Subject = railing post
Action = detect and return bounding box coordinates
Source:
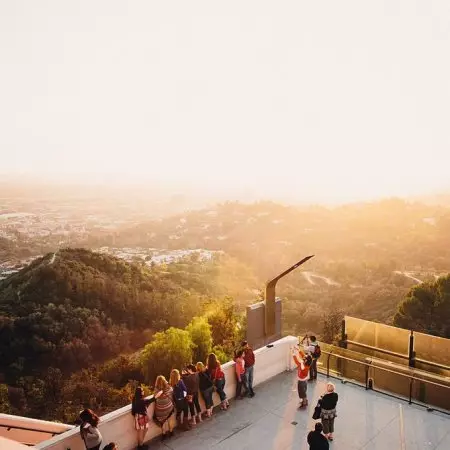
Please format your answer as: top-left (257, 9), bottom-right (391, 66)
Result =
top-left (326, 352), bottom-right (332, 378)
top-left (408, 331), bottom-right (416, 368)
top-left (339, 319), bottom-right (347, 349)
top-left (409, 377), bottom-right (413, 404)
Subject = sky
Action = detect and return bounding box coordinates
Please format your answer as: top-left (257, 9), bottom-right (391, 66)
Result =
top-left (1, 1), bottom-right (450, 204)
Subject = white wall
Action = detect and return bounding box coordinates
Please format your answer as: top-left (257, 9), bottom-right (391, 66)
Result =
top-left (0, 414), bottom-right (73, 447)
top-left (36, 336), bottom-right (297, 450)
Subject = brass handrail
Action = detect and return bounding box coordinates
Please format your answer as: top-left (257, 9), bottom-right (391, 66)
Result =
top-left (322, 350), bottom-right (450, 390)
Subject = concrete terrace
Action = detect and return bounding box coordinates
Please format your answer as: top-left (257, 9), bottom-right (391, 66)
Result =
top-left (149, 372), bottom-right (450, 450)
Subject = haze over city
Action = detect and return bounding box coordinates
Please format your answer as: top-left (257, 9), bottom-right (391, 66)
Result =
top-left (1, 0), bottom-right (450, 204)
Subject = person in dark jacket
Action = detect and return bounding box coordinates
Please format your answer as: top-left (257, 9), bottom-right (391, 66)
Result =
top-left (196, 361), bottom-right (214, 418)
top-left (242, 341), bottom-right (256, 397)
top-left (182, 364), bottom-right (202, 425)
top-left (320, 382), bottom-right (338, 441)
top-left (169, 369), bottom-right (190, 431)
top-left (131, 387), bottom-right (155, 450)
top-left (307, 422), bottom-right (329, 450)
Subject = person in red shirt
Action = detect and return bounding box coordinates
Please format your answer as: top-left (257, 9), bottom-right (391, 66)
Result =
top-left (292, 347), bottom-right (312, 408)
top-left (242, 341), bottom-right (255, 397)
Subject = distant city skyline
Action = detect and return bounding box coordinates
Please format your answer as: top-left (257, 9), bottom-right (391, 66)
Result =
top-left (1, 1), bottom-right (450, 204)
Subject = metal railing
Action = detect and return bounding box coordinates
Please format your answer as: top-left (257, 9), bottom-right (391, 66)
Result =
top-left (346, 339), bottom-right (450, 372)
top-left (320, 350), bottom-right (450, 415)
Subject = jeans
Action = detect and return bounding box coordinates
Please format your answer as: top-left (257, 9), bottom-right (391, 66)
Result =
top-left (310, 358), bottom-right (317, 379)
top-left (201, 386), bottom-right (214, 409)
top-left (175, 398), bottom-right (189, 419)
top-left (188, 392), bottom-right (201, 416)
top-left (297, 380), bottom-right (307, 400)
top-left (215, 378), bottom-right (227, 402)
top-left (245, 365), bottom-right (254, 395)
top-left (236, 375), bottom-right (248, 398)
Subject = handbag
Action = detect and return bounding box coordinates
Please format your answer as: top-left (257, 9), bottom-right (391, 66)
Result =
top-left (312, 401), bottom-right (322, 420)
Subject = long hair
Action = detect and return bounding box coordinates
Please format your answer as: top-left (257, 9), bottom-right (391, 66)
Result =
top-left (207, 353), bottom-right (218, 371)
top-left (169, 369), bottom-right (181, 387)
top-left (79, 409), bottom-right (99, 427)
top-left (132, 386), bottom-right (143, 410)
top-left (155, 375), bottom-right (169, 392)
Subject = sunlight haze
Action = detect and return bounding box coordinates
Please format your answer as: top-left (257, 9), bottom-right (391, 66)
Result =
top-left (1, 1), bottom-right (450, 203)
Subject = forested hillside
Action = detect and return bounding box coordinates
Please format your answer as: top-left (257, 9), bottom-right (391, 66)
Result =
top-left (0, 249), bottom-right (248, 420)
top-left (107, 199), bottom-right (450, 333)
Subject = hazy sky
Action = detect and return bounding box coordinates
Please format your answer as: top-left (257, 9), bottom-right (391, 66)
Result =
top-left (1, 1), bottom-right (449, 203)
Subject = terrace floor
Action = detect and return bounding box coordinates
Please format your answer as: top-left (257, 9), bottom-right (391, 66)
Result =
top-left (148, 371), bottom-right (450, 450)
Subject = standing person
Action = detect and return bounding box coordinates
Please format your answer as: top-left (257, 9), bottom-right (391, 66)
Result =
top-left (131, 386), bottom-right (155, 449)
top-left (207, 353), bottom-right (229, 410)
top-left (169, 369), bottom-right (190, 431)
top-left (292, 348), bottom-right (312, 408)
top-left (182, 364), bottom-right (202, 425)
top-left (196, 362), bottom-right (214, 418)
top-left (79, 409), bottom-right (102, 450)
top-left (304, 335), bottom-right (321, 381)
top-left (320, 382), bottom-right (339, 441)
top-left (307, 423), bottom-right (329, 450)
top-left (242, 341), bottom-right (256, 397)
top-left (153, 375), bottom-right (175, 441)
top-left (234, 350), bottom-right (247, 399)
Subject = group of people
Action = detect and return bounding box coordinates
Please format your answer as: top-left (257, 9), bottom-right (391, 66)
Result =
top-left (292, 335), bottom-right (339, 449)
top-left (79, 342), bottom-right (256, 450)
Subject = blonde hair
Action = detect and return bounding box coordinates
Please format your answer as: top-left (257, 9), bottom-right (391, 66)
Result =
top-left (196, 362), bottom-right (205, 372)
top-left (326, 382), bottom-right (335, 393)
top-left (169, 369), bottom-right (181, 387)
top-left (155, 375), bottom-right (169, 392)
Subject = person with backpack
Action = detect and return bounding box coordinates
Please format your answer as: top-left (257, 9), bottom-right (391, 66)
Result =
top-left (292, 347), bottom-right (312, 408)
top-left (304, 335), bottom-right (321, 380)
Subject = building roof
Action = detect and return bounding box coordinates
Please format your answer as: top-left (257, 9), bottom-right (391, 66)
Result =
top-left (0, 436), bottom-right (33, 450)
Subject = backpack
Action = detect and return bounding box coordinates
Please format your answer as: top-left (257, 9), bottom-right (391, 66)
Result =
top-left (312, 344), bottom-right (321, 359)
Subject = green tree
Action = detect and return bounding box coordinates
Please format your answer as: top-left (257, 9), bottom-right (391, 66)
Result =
top-left (205, 298), bottom-right (239, 358)
top-left (186, 317), bottom-right (213, 363)
top-left (394, 276), bottom-right (450, 338)
top-left (140, 328), bottom-right (194, 384)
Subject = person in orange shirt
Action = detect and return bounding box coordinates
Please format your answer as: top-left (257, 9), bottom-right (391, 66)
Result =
top-left (292, 347), bottom-right (312, 408)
